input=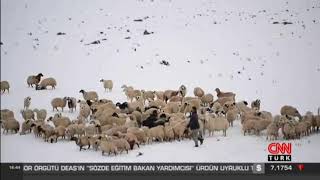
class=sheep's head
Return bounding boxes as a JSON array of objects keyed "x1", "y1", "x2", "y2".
[
  {"x1": 79, "y1": 89, "x2": 85, "y2": 94},
  {"x1": 215, "y1": 88, "x2": 220, "y2": 93},
  {"x1": 47, "y1": 117, "x2": 53, "y2": 122},
  {"x1": 100, "y1": 79, "x2": 104, "y2": 82},
  {"x1": 37, "y1": 73, "x2": 44, "y2": 77}
]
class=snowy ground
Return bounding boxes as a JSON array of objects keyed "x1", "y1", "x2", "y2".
[{"x1": 1, "y1": 0, "x2": 320, "y2": 162}]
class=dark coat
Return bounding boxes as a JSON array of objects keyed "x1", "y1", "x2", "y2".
[
  {"x1": 187, "y1": 112, "x2": 200, "y2": 130},
  {"x1": 142, "y1": 114, "x2": 158, "y2": 128}
]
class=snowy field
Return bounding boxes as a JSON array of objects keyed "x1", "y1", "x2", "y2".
[{"x1": 1, "y1": 0, "x2": 320, "y2": 162}]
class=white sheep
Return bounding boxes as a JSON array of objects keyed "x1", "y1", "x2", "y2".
[
  {"x1": 0, "y1": 81, "x2": 10, "y2": 94},
  {"x1": 24, "y1": 96, "x2": 31, "y2": 109},
  {"x1": 37, "y1": 77, "x2": 57, "y2": 90},
  {"x1": 79, "y1": 89, "x2": 99, "y2": 101},
  {"x1": 27, "y1": 73, "x2": 43, "y2": 87},
  {"x1": 100, "y1": 79, "x2": 113, "y2": 92},
  {"x1": 51, "y1": 97, "x2": 67, "y2": 111}
]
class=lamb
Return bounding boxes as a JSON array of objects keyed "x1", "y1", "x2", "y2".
[
  {"x1": 98, "y1": 138, "x2": 118, "y2": 156},
  {"x1": 51, "y1": 97, "x2": 67, "y2": 112},
  {"x1": 164, "y1": 123, "x2": 175, "y2": 141},
  {"x1": 20, "y1": 119, "x2": 33, "y2": 135},
  {"x1": 1, "y1": 118, "x2": 20, "y2": 134},
  {"x1": 36, "y1": 77, "x2": 57, "y2": 90},
  {"x1": 215, "y1": 88, "x2": 236, "y2": 100},
  {"x1": 79, "y1": 89, "x2": 99, "y2": 101},
  {"x1": 20, "y1": 109, "x2": 35, "y2": 120},
  {"x1": 179, "y1": 85, "x2": 187, "y2": 97},
  {"x1": 0, "y1": 81, "x2": 10, "y2": 94},
  {"x1": 193, "y1": 87, "x2": 205, "y2": 98},
  {"x1": 163, "y1": 90, "x2": 180, "y2": 103},
  {"x1": 112, "y1": 138, "x2": 131, "y2": 154},
  {"x1": 47, "y1": 113, "x2": 71, "y2": 128},
  {"x1": 200, "y1": 94, "x2": 214, "y2": 106},
  {"x1": 148, "y1": 125, "x2": 165, "y2": 143},
  {"x1": 33, "y1": 108, "x2": 47, "y2": 121},
  {"x1": 27, "y1": 73, "x2": 43, "y2": 87},
  {"x1": 141, "y1": 90, "x2": 155, "y2": 102},
  {"x1": 71, "y1": 136, "x2": 91, "y2": 151},
  {"x1": 24, "y1": 96, "x2": 32, "y2": 109},
  {"x1": 100, "y1": 79, "x2": 113, "y2": 92},
  {"x1": 64, "y1": 97, "x2": 77, "y2": 112},
  {"x1": 251, "y1": 99, "x2": 261, "y2": 111},
  {"x1": 280, "y1": 105, "x2": 302, "y2": 120}
]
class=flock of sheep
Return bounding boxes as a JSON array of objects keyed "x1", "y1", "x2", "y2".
[{"x1": 1, "y1": 73, "x2": 320, "y2": 156}]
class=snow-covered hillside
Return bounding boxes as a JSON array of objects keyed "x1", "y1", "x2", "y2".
[{"x1": 1, "y1": 0, "x2": 320, "y2": 162}]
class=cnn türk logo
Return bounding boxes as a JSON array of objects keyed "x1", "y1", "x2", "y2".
[{"x1": 267, "y1": 143, "x2": 292, "y2": 161}]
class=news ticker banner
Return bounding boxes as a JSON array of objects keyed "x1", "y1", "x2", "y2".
[{"x1": 1, "y1": 163, "x2": 319, "y2": 178}]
